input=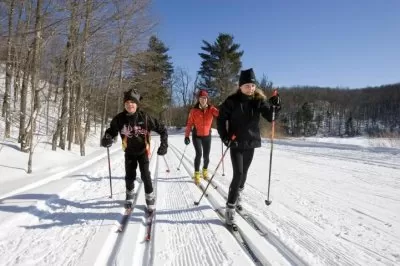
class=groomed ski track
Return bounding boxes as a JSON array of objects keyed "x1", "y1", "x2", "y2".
[
  {"x1": 2, "y1": 133, "x2": 398, "y2": 265},
  {"x1": 0, "y1": 136, "x2": 291, "y2": 266}
]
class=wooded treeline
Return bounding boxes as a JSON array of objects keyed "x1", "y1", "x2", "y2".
[
  {"x1": 0, "y1": 0, "x2": 165, "y2": 173},
  {"x1": 275, "y1": 83, "x2": 400, "y2": 137},
  {"x1": 0, "y1": 1, "x2": 398, "y2": 174}
]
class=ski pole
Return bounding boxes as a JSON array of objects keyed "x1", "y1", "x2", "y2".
[
  {"x1": 107, "y1": 147, "x2": 113, "y2": 198},
  {"x1": 221, "y1": 141, "x2": 225, "y2": 176},
  {"x1": 162, "y1": 154, "x2": 170, "y2": 173},
  {"x1": 177, "y1": 145, "x2": 188, "y2": 170},
  {"x1": 194, "y1": 135, "x2": 236, "y2": 206},
  {"x1": 265, "y1": 90, "x2": 278, "y2": 206}
]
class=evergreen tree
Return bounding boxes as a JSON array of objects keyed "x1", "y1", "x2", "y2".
[
  {"x1": 198, "y1": 33, "x2": 243, "y2": 102},
  {"x1": 129, "y1": 36, "x2": 173, "y2": 118},
  {"x1": 259, "y1": 74, "x2": 273, "y2": 95}
]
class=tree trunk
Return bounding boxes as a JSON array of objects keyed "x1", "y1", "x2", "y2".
[
  {"x1": 19, "y1": 49, "x2": 32, "y2": 150},
  {"x1": 3, "y1": 0, "x2": 15, "y2": 138},
  {"x1": 54, "y1": 58, "x2": 62, "y2": 103},
  {"x1": 55, "y1": 1, "x2": 78, "y2": 151},
  {"x1": 67, "y1": 1, "x2": 80, "y2": 151},
  {"x1": 100, "y1": 59, "x2": 118, "y2": 145},
  {"x1": 46, "y1": 74, "x2": 53, "y2": 135},
  {"x1": 75, "y1": 0, "x2": 93, "y2": 156},
  {"x1": 27, "y1": 0, "x2": 43, "y2": 174}
]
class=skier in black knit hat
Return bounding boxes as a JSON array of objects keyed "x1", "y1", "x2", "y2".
[
  {"x1": 101, "y1": 89, "x2": 168, "y2": 212},
  {"x1": 217, "y1": 68, "x2": 281, "y2": 227}
]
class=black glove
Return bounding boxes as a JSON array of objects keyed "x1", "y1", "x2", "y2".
[
  {"x1": 222, "y1": 136, "x2": 238, "y2": 148},
  {"x1": 268, "y1": 94, "x2": 281, "y2": 107},
  {"x1": 184, "y1": 137, "x2": 190, "y2": 145},
  {"x1": 101, "y1": 134, "x2": 113, "y2": 148},
  {"x1": 157, "y1": 143, "x2": 168, "y2": 155}
]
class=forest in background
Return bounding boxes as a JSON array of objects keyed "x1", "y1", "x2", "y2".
[{"x1": 0, "y1": 0, "x2": 398, "y2": 172}]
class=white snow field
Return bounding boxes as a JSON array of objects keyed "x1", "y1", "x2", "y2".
[{"x1": 0, "y1": 131, "x2": 399, "y2": 266}]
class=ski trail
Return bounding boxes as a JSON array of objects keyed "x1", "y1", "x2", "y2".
[
  {"x1": 152, "y1": 149, "x2": 255, "y2": 266},
  {"x1": 0, "y1": 151, "x2": 126, "y2": 266},
  {"x1": 197, "y1": 139, "x2": 400, "y2": 266},
  {"x1": 170, "y1": 143, "x2": 302, "y2": 266}
]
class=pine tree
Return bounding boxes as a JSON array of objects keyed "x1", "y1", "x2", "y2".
[
  {"x1": 130, "y1": 36, "x2": 173, "y2": 118},
  {"x1": 198, "y1": 33, "x2": 243, "y2": 102},
  {"x1": 259, "y1": 74, "x2": 273, "y2": 96}
]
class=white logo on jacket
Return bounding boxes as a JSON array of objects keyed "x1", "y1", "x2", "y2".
[{"x1": 121, "y1": 124, "x2": 148, "y2": 138}]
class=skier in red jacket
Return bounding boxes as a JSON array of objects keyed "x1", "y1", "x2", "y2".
[{"x1": 184, "y1": 89, "x2": 219, "y2": 184}]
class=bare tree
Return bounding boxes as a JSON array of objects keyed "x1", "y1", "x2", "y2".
[
  {"x1": 27, "y1": 0, "x2": 43, "y2": 173},
  {"x1": 74, "y1": 0, "x2": 93, "y2": 156},
  {"x1": 172, "y1": 67, "x2": 193, "y2": 107},
  {"x1": 2, "y1": 0, "x2": 15, "y2": 138},
  {"x1": 52, "y1": 0, "x2": 78, "y2": 151}
]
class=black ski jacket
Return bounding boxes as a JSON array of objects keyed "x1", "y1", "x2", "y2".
[
  {"x1": 217, "y1": 90, "x2": 278, "y2": 149},
  {"x1": 105, "y1": 110, "x2": 168, "y2": 155}
]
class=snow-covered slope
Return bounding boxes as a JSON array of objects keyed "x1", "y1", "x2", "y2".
[{"x1": 0, "y1": 132, "x2": 399, "y2": 266}]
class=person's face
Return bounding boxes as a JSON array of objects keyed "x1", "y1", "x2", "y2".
[
  {"x1": 124, "y1": 100, "x2": 137, "y2": 113},
  {"x1": 199, "y1": 96, "x2": 208, "y2": 106},
  {"x1": 240, "y1": 83, "x2": 256, "y2": 96}
]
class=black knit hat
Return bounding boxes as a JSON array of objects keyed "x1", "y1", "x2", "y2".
[
  {"x1": 239, "y1": 68, "x2": 256, "y2": 87},
  {"x1": 123, "y1": 89, "x2": 141, "y2": 104}
]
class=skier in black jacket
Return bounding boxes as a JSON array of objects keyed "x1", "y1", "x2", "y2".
[
  {"x1": 101, "y1": 89, "x2": 168, "y2": 212},
  {"x1": 217, "y1": 68, "x2": 281, "y2": 226}
]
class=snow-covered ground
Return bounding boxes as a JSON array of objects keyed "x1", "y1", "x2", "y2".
[{"x1": 0, "y1": 128, "x2": 399, "y2": 266}]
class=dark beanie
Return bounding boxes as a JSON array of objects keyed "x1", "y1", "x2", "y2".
[
  {"x1": 239, "y1": 68, "x2": 256, "y2": 87},
  {"x1": 123, "y1": 89, "x2": 141, "y2": 104}
]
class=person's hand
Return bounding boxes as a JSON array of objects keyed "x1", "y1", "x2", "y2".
[
  {"x1": 222, "y1": 137, "x2": 230, "y2": 147},
  {"x1": 222, "y1": 135, "x2": 237, "y2": 147},
  {"x1": 101, "y1": 134, "x2": 113, "y2": 148},
  {"x1": 268, "y1": 93, "x2": 281, "y2": 107},
  {"x1": 157, "y1": 143, "x2": 168, "y2": 155},
  {"x1": 184, "y1": 137, "x2": 190, "y2": 145}
]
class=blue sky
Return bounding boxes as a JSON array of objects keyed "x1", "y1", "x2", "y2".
[{"x1": 151, "y1": 0, "x2": 400, "y2": 88}]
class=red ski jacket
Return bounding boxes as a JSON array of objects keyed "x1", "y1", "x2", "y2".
[{"x1": 185, "y1": 104, "x2": 219, "y2": 137}]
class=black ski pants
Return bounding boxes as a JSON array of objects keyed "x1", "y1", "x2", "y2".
[
  {"x1": 192, "y1": 135, "x2": 211, "y2": 172},
  {"x1": 227, "y1": 148, "x2": 255, "y2": 205},
  {"x1": 125, "y1": 152, "x2": 153, "y2": 194}
]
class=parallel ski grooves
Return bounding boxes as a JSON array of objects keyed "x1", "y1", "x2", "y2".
[
  {"x1": 169, "y1": 145, "x2": 259, "y2": 265},
  {"x1": 153, "y1": 149, "x2": 231, "y2": 266},
  {"x1": 170, "y1": 143, "x2": 306, "y2": 266}
]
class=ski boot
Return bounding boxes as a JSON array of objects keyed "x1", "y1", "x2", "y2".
[
  {"x1": 194, "y1": 171, "x2": 201, "y2": 185},
  {"x1": 145, "y1": 192, "x2": 156, "y2": 213},
  {"x1": 225, "y1": 203, "x2": 237, "y2": 227},
  {"x1": 124, "y1": 189, "x2": 135, "y2": 209},
  {"x1": 202, "y1": 168, "x2": 209, "y2": 180},
  {"x1": 236, "y1": 187, "x2": 244, "y2": 211}
]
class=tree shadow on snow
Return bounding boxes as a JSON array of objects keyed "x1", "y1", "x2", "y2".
[
  {"x1": 0, "y1": 193, "x2": 127, "y2": 229},
  {"x1": 0, "y1": 163, "x2": 27, "y2": 172},
  {"x1": 0, "y1": 141, "x2": 21, "y2": 151},
  {"x1": 68, "y1": 174, "x2": 126, "y2": 182}
]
